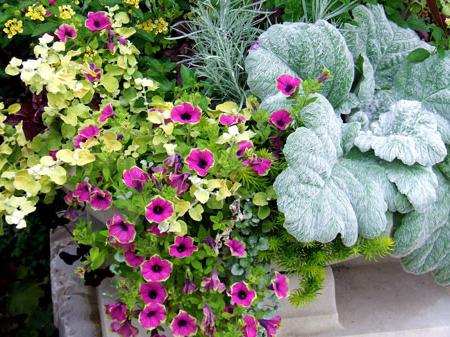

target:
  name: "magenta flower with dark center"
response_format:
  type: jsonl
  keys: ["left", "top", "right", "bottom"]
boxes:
{"left": 271, "top": 272, "right": 289, "bottom": 299}
{"left": 141, "top": 255, "right": 173, "bottom": 282}
{"left": 225, "top": 239, "right": 247, "bottom": 257}
{"left": 89, "top": 187, "right": 112, "bottom": 210}
{"left": 258, "top": 315, "right": 282, "bottom": 337}
{"left": 139, "top": 303, "right": 166, "bottom": 330}
{"left": 219, "top": 114, "right": 246, "bottom": 126}
{"left": 237, "top": 141, "right": 253, "bottom": 158}
{"left": 98, "top": 104, "right": 114, "bottom": 123}
{"left": 185, "top": 148, "right": 214, "bottom": 177}
{"left": 139, "top": 282, "right": 168, "bottom": 304}
{"left": 73, "top": 181, "right": 92, "bottom": 202}
{"left": 123, "top": 166, "right": 150, "bottom": 192}
{"left": 201, "top": 303, "right": 216, "bottom": 337}
{"left": 170, "top": 311, "right": 197, "bottom": 337}
{"left": 243, "top": 156, "right": 272, "bottom": 176}
{"left": 124, "top": 251, "right": 144, "bottom": 268}
{"left": 145, "top": 196, "right": 174, "bottom": 223}
{"left": 183, "top": 278, "right": 198, "bottom": 295}
{"left": 167, "top": 173, "right": 190, "bottom": 195}
{"left": 169, "top": 236, "right": 198, "bottom": 258}
{"left": 85, "top": 11, "right": 111, "bottom": 31}
{"left": 276, "top": 74, "right": 302, "bottom": 96}
{"left": 242, "top": 315, "right": 258, "bottom": 337}
{"left": 55, "top": 24, "right": 77, "bottom": 42}
{"left": 269, "top": 109, "right": 293, "bottom": 131}
{"left": 201, "top": 269, "right": 225, "bottom": 293}
{"left": 106, "top": 214, "right": 136, "bottom": 244}
{"left": 104, "top": 302, "right": 127, "bottom": 322}
{"left": 111, "top": 320, "right": 139, "bottom": 337}
{"left": 227, "top": 281, "right": 257, "bottom": 307}
{"left": 84, "top": 63, "right": 102, "bottom": 82}
{"left": 171, "top": 103, "right": 201, "bottom": 124}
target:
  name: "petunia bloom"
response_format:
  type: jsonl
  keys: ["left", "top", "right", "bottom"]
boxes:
{"left": 276, "top": 74, "right": 302, "bottom": 96}
{"left": 259, "top": 315, "right": 282, "bottom": 337}
{"left": 242, "top": 315, "right": 258, "bottom": 337}
{"left": 85, "top": 11, "right": 111, "bottom": 31}
{"left": 243, "top": 157, "right": 272, "bottom": 176}
{"left": 111, "top": 320, "right": 139, "bottom": 337}
{"left": 183, "top": 278, "right": 198, "bottom": 295}
{"left": 84, "top": 63, "right": 102, "bottom": 82}
{"left": 123, "top": 167, "right": 150, "bottom": 192}
{"left": 141, "top": 255, "right": 173, "bottom": 282}
{"left": 74, "top": 125, "right": 100, "bottom": 148}
{"left": 106, "top": 214, "right": 136, "bottom": 244}
{"left": 170, "top": 311, "right": 197, "bottom": 337}
{"left": 236, "top": 141, "right": 253, "bottom": 158}
{"left": 145, "top": 196, "right": 174, "bottom": 223}
{"left": 55, "top": 24, "right": 77, "bottom": 42}
{"left": 271, "top": 272, "right": 289, "bottom": 299}
{"left": 148, "top": 224, "right": 167, "bottom": 238}
{"left": 219, "top": 114, "right": 245, "bottom": 126}
{"left": 225, "top": 239, "right": 247, "bottom": 257}
{"left": 89, "top": 187, "right": 112, "bottom": 210}
{"left": 227, "top": 281, "right": 257, "bottom": 307}
{"left": 98, "top": 104, "right": 114, "bottom": 123}
{"left": 124, "top": 251, "right": 144, "bottom": 268}
{"left": 164, "top": 153, "right": 183, "bottom": 172}
{"left": 139, "top": 282, "right": 168, "bottom": 304}
{"left": 167, "top": 173, "right": 190, "bottom": 195}
{"left": 201, "top": 303, "right": 216, "bottom": 337}
{"left": 201, "top": 269, "right": 226, "bottom": 293}
{"left": 104, "top": 301, "right": 127, "bottom": 322}
{"left": 139, "top": 303, "right": 166, "bottom": 330}
{"left": 185, "top": 149, "right": 214, "bottom": 177}
{"left": 171, "top": 103, "right": 201, "bottom": 124}
{"left": 72, "top": 181, "right": 92, "bottom": 202}
{"left": 269, "top": 109, "right": 293, "bottom": 131}
{"left": 169, "top": 236, "right": 198, "bottom": 258}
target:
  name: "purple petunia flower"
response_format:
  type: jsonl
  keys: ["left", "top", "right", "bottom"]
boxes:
{"left": 170, "top": 311, "right": 197, "bottom": 337}
{"left": 227, "top": 281, "right": 257, "bottom": 307}
{"left": 73, "top": 181, "right": 92, "bottom": 202}
{"left": 201, "top": 303, "right": 216, "bottom": 337}
{"left": 123, "top": 166, "right": 150, "bottom": 192}
{"left": 98, "top": 104, "right": 114, "bottom": 123}
{"left": 183, "top": 278, "right": 198, "bottom": 295}
{"left": 89, "top": 187, "right": 112, "bottom": 210}
{"left": 111, "top": 320, "right": 139, "bottom": 337}
{"left": 73, "top": 125, "right": 100, "bottom": 148}
{"left": 271, "top": 272, "right": 289, "bottom": 299}
{"left": 106, "top": 214, "right": 136, "bottom": 244}
{"left": 141, "top": 255, "right": 173, "bottom": 282}
{"left": 84, "top": 63, "right": 102, "bottom": 82}
{"left": 185, "top": 149, "right": 214, "bottom": 177}
{"left": 269, "top": 109, "right": 293, "bottom": 131}
{"left": 276, "top": 74, "right": 302, "bottom": 96}
{"left": 63, "top": 208, "right": 79, "bottom": 221}
{"left": 124, "top": 251, "right": 144, "bottom": 268}
{"left": 225, "top": 239, "right": 247, "bottom": 257}
{"left": 170, "top": 103, "right": 201, "bottom": 124}
{"left": 145, "top": 196, "right": 174, "bottom": 223}
{"left": 236, "top": 141, "right": 253, "bottom": 158}
{"left": 139, "top": 282, "right": 168, "bottom": 304}
{"left": 258, "top": 315, "right": 282, "bottom": 337}
{"left": 218, "top": 114, "right": 245, "bottom": 126}
{"left": 55, "top": 24, "right": 77, "bottom": 42}
{"left": 85, "top": 11, "right": 111, "bottom": 31}
{"left": 139, "top": 303, "right": 166, "bottom": 330}
{"left": 169, "top": 236, "right": 198, "bottom": 258}
{"left": 167, "top": 173, "right": 190, "bottom": 195}
{"left": 148, "top": 224, "right": 167, "bottom": 238}
{"left": 243, "top": 157, "right": 272, "bottom": 176}
{"left": 164, "top": 153, "right": 183, "bottom": 173}
{"left": 107, "top": 238, "right": 135, "bottom": 252}
{"left": 105, "top": 302, "right": 127, "bottom": 322}
{"left": 201, "top": 269, "right": 226, "bottom": 293}
{"left": 242, "top": 315, "right": 258, "bottom": 337}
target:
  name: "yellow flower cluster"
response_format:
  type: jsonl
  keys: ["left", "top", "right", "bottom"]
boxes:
{"left": 25, "top": 4, "right": 47, "bottom": 21}
{"left": 138, "top": 18, "right": 169, "bottom": 34}
{"left": 124, "top": 0, "right": 140, "bottom": 8}
{"left": 3, "top": 19, "right": 23, "bottom": 39}
{"left": 58, "top": 5, "right": 75, "bottom": 20}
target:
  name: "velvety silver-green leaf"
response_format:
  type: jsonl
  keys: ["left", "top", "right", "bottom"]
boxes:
{"left": 392, "top": 53, "right": 450, "bottom": 143}
{"left": 274, "top": 95, "right": 401, "bottom": 246}
{"left": 393, "top": 171, "right": 450, "bottom": 286}
{"left": 355, "top": 100, "right": 447, "bottom": 166}
{"left": 342, "top": 4, "right": 433, "bottom": 89}
{"left": 245, "top": 20, "right": 354, "bottom": 110}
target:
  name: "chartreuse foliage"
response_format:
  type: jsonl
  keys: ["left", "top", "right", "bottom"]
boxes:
{"left": 247, "top": 4, "right": 450, "bottom": 285}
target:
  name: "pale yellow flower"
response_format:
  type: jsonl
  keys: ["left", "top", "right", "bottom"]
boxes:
{"left": 3, "top": 19, "right": 23, "bottom": 39}
{"left": 59, "top": 5, "right": 75, "bottom": 20}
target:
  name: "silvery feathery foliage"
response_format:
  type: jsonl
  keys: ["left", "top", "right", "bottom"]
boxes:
{"left": 299, "top": 0, "right": 357, "bottom": 23}
{"left": 174, "top": 0, "right": 269, "bottom": 104}
{"left": 246, "top": 4, "right": 450, "bottom": 285}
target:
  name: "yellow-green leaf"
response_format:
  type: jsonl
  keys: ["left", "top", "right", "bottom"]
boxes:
{"left": 14, "top": 170, "right": 41, "bottom": 196}
{"left": 189, "top": 204, "right": 204, "bottom": 221}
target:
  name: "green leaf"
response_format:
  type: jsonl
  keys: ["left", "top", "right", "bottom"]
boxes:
{"left": 253, "top": 192, "right": 268, "bottom": 206}
{"left": 7, "top": 282, "right": 44, "bottom": 315}
{"left": 245, "top": 20, "right": 354, "bottom": 111}
{"left": 101, "top": 74, "right": 119, "bottom": 93}
{"left": 406, "top": 48, "right": 431, "bottom": 63}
